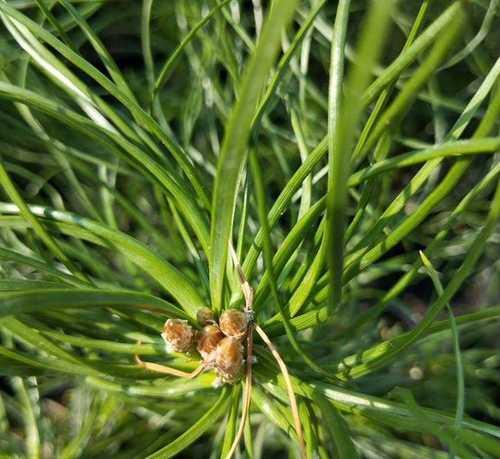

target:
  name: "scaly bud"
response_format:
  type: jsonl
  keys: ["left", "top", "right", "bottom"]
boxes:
{"left": 161, "top": 319, "right": 194, "bottom": 352}
{"left": 219, "top": 309, "right": 247, "bottom": 339}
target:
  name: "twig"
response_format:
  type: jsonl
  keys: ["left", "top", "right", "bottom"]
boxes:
{"left": 227, "top": 244, "right": 304, "bottom": 458}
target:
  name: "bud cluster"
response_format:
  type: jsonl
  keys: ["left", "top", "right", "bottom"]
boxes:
{"left": 162, "top": 307, "right": 248, "bottom": 383}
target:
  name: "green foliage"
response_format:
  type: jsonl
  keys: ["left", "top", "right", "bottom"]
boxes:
{"left": 0, "top": 0, "right": 499, "bottom": 457}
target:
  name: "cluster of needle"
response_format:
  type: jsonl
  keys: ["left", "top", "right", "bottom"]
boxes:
{"left": 162, "top": 307, "right": 249, "bottom": 383}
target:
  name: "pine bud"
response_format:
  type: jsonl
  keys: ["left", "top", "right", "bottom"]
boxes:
{"left": 215, "top": 337, "right": 244, "bottom": 382}
{"left": 219, "top": 309, "right": 247, "bottom": 339}
{"left": 161, "top": 319, "right": 194, "bottom": 352}
{"left": 197, "top": 324, "right": 224, "bottom": 363}
{"left": 196, "top": 307, "right": 215, "bottom": 326}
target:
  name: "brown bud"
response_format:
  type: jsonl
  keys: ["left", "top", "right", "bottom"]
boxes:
{"left": 196, "top": 324, "right": 224, "bottom": 363}
{"left": 215, "top": 337, "right": 244, "bottom": 382}
{"left": 161, "top": 319, "right": 194, "bottom": 352}
{"left": 196, "top": 307, "right": 215, "bottom": 326}
{"left": 219, "top": 309, "right": 247, "bottom": 339}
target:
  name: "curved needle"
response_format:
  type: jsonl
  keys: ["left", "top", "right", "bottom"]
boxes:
{"left": 255, "top": 323, "right": 305, "bottom": 459}
{"left": 135, "top": 353, "right": 204, "bottom": 379}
